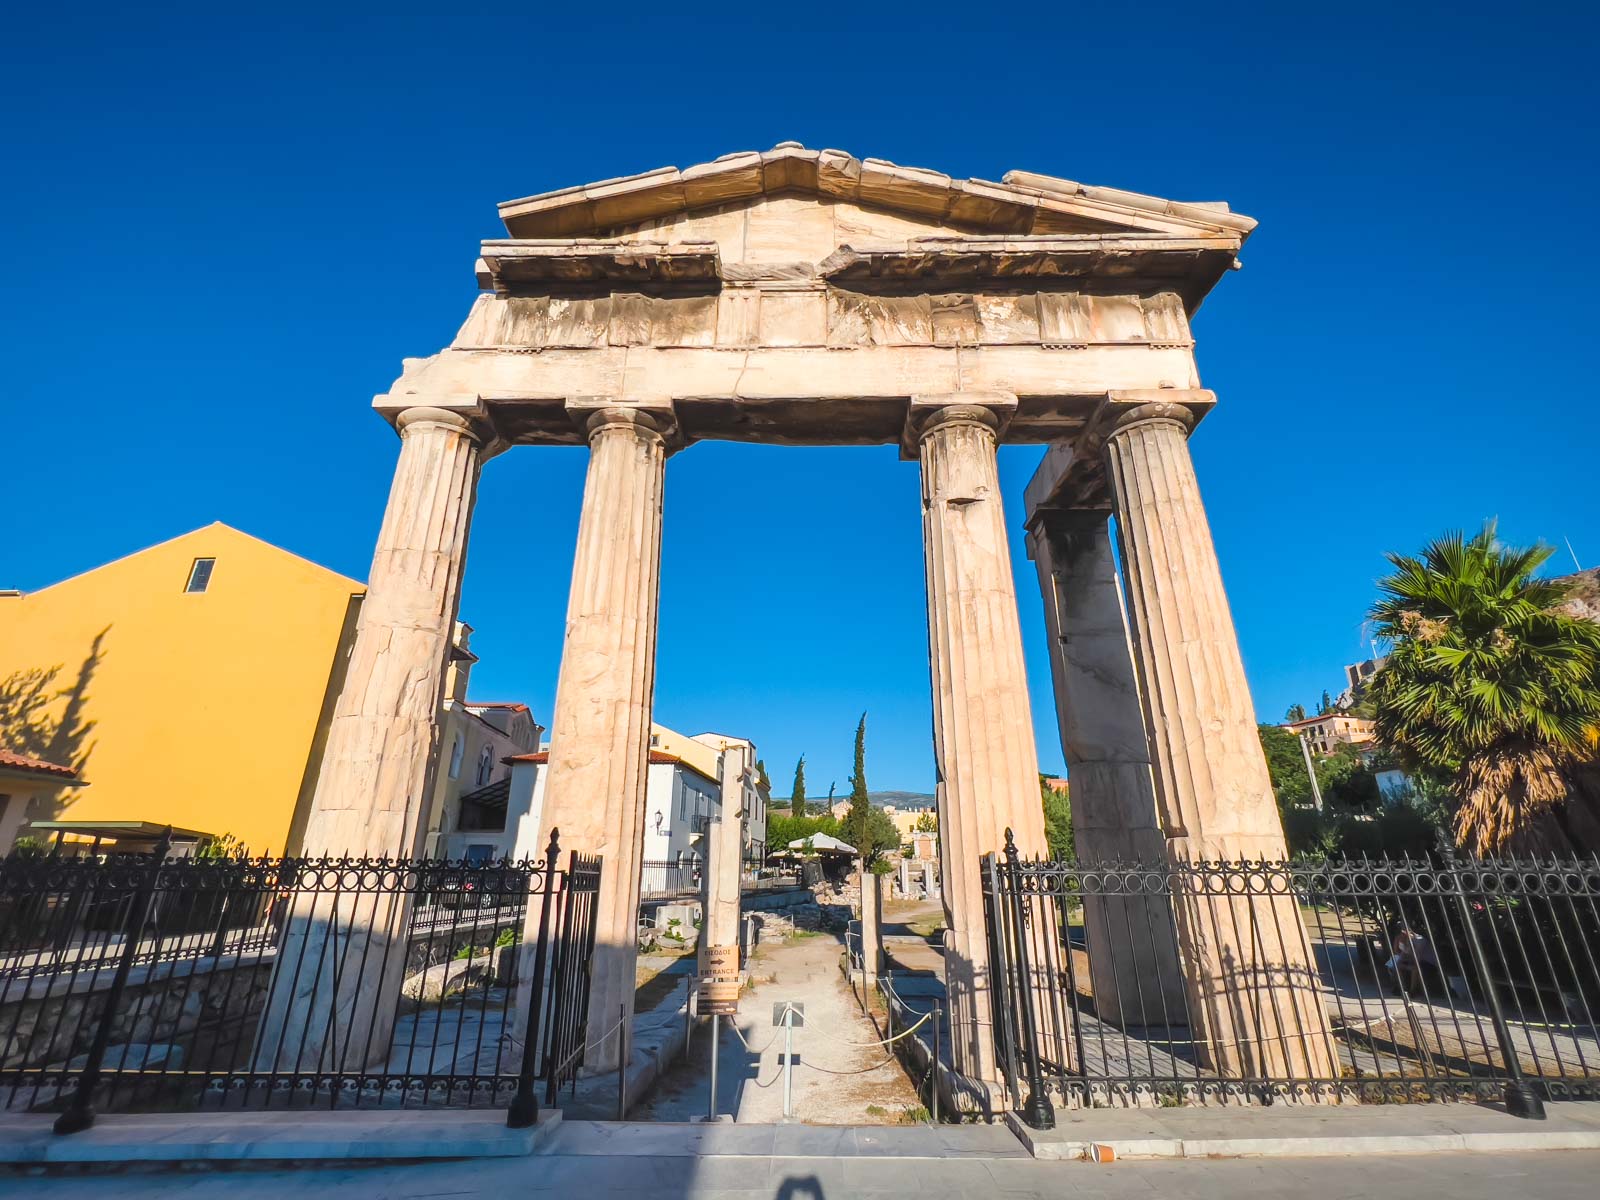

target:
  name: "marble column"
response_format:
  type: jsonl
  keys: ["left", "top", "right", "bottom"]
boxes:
{"left": 1026, "top": 508, "right": 1186, "bottom": 1023}
{"left": 857, "top": 867, "right": 883, "bottom": 983}
{"left": 256, "top": 405, "right": 485, "bottom": 1074}
{"left": 700, "top": 741, "right": 747, "bottom": 975}
{"left": 915, "top": 395, "right": 1050, "bottom": 1092}
{"left": 1103, "top": 402, "right": 1336, "bottom": 1080}
{"left": 535, "top": 404, "right": 668, "bottom": 1075}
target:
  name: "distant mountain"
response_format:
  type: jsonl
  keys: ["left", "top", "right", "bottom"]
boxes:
{"left": 771, "top": 790, "right": 935, "bottom": 810}
{"left": 868, "top": 791, "right": 936, "bottom": 809}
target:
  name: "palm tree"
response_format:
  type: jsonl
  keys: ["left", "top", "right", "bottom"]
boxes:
{"left": 1367, "top": 521, "right": 1600, "bottom": 854}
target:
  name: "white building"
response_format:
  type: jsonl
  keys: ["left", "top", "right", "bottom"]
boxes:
{"left": 499, "top": 722, "right": 763, "bottom": 873}
{"left": 424, "top": 622, "right": 543, "bottom": 861}
{"left": 688, "top": 731, "right": 767, "bottom": 864}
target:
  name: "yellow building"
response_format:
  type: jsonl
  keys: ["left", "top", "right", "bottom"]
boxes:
{"left": 0, "top": 524, "right": 364, "bottom": 854}
{"left": 1282, "top": 712, "right": 1378, "bottom": 757}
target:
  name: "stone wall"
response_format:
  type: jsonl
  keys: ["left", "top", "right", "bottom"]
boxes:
{"left": 1, "top": 955, "right": 276, "bottom": 1078}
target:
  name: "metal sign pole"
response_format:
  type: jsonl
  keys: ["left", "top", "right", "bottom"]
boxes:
{"left": 707, "top": 1013, "right": 720, "bottom": 1121}
{"left": 782, "top": 1004, "right": 795, "bottom": 1120}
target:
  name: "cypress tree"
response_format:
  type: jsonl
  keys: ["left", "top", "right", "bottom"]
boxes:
{"left": 843, "top": 713, "right": 871, "bottom": 853}
{"left": 791, "top": 756, "right": 807, "bottom": 818}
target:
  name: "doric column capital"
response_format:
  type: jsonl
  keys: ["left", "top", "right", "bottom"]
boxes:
{"left": 566, "top": 397, "right": 679, "bottom": 449}
{"left": 903, "top": 390, "right": 1017, "bottom": 457}
{"left": 1099, "top": 388, "right": 1214, "bottom": 440}
{"left": 1104, "top": 400, "right": 1196, "bottom": 439}
{"left": 395, "top": 405, "right": 485, "bottom": 441}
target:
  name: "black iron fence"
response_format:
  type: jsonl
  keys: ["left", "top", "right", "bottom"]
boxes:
{"left": 984, "top": 832, "right": 1600, "bottom": 1127}
{"left": 639, "top": 860, "right": 700, "bottom": 901}
{"left": 638, "top": 860, "right": 801, "bottom": 904}
{"left": 0, "top": 830, "right": 601, "bottom": 1132}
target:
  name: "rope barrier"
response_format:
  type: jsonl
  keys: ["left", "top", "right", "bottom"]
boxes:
{"left": 725, "top": 1019, "right": 783, "bottom": 1057}
{"left": 580, "top": 1010, "right": 628, "bottom": 1056}
{"left": 805, "top": 1009, "right": 932, "bottom": 1048}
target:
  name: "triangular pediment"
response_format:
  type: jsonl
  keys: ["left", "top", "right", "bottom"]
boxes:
{"left": 497, "top": 143, "right": 1256, "bottom": 247}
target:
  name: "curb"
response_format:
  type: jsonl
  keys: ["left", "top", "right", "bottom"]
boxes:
{"left": 0, "top": 1109, "right": 562, "bottom": 1165}
{"left": 1004, "top": 1109, "right": 1600, "bottom": 1161}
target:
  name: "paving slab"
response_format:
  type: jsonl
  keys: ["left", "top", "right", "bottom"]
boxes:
{"left": 1007, "top": 1099, "right": 1600, "bottom": 1160}
{"left": 544, "top": 1119, "right": 1025, "bottom": 1158}
{"left": 0, "top": 1108, "right": 560, "bottom": 1164}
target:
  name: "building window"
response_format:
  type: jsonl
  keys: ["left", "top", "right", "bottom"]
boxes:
{"left": 477, "top": 745, "right": 495, "bottom": 785}
{"left": 185, "top": 558, "right": 216, "bottom": 593}
{"left": 448, "top": 735, "right": 464, "bottom": 779}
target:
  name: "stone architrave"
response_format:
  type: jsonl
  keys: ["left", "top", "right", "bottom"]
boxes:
{"left": 1025, "top": 508, "right": 1186, "bottom": 1023}
{"left": 914, "top": 394, "right": 1051, "bottom": 1089}
{"left": 700, "top": 740, "right": 747, "bottom": 977}
{"left": 256, "top": 405, "right": 485, "bottom": 1074}
{"left": 1102, "top": 398, "right": 1337, "bottom": 1080}
{"left": 531, "top": 402, "right": 669, "bottom": 1075}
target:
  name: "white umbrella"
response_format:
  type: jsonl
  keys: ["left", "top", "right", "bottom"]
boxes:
{"left": 787, "top": 833, "right": 858, "bottom": 855}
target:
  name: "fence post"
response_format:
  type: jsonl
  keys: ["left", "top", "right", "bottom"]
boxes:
{"left": 617, "top": 1002, "right": 629, "bottom": 1121}
{"left": 1450, "top": 858, "right": 1546, "bottom": 1120}
{"left": 1002, "top": 828, "right": 1055, "bottom": 1131}
{"left": 54, "top": 830, "right": 173, "bottom": 1135}
{"left": 983, "top": 850, "right": 1020, "bottom": 1104}
{"left": 931, "top": 1002, "right": 942, "bottom": 1125}
{"left": 507, "top": 829, "right": 562, "bottom": 1129}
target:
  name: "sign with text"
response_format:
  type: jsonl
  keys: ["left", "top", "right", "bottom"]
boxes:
{"left": 700, "top": 976, "right": 741, "bottom": 1016}
{"left": 702, "top": 944, "right": 739, "bottom": 979}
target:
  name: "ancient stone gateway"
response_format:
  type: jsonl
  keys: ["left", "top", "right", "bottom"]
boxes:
{"left": 295, "top": 144, "right": 1332, "bottom": 1100}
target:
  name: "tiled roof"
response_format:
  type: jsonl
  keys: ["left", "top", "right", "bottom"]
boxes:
{"left": 0, "top": 749, "right": 77, "bottom": 778}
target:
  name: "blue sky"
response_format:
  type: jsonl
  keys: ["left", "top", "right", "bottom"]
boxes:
{"left": 4, "top": 4, "right": 1596, "bottom": 795}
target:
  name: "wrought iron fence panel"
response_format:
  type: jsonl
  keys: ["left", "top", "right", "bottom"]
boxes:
{"left": 983, "top": 834, "right": 1600, "bottom": 1125}
{"left": 638, "top": 860, "right": 700, "bottom": 901}
{"left": 0, "top": 831, "right": 602, "bottom": 1132}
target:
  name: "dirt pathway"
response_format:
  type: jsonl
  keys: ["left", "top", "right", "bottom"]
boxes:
{"left": 631, "top": 927, "right": 924, "bottom": 1124}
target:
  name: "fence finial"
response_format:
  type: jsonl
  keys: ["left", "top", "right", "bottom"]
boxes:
{"left": 545, "top": 827, "right": 561, "bottom": 862}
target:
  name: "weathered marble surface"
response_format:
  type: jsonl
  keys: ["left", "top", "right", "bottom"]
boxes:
{"left": 534, "top": 405, "right": 668, "bottom": 1074}
{"left": 1025, "top": 508, "right": 1186, "bottom": 1022}
{"left": 915, "top": 395, "right": 1049, "bottom": 1088}
{"left": 700, "top": 740, "right": 747, "bottom": 976}
{"left": 300, "top": 408, "right": 483, "bottom": 857}
{"left": 1103, "top": 404, "right": 1337, "bottom": 1080}
{"left": 261, "top": 407, "right": 483, "bottom": 1074}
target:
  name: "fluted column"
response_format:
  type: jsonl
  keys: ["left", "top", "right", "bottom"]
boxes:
{"left": 916, "top": 397, "right": 1049, "bottom": 1091}
{"left": 536, "top": 405, "right": 667, "bottom": 1074}
{"left": 256, "top": 405, "right": 484, "bottom": 1074}
{"left": 1104, "top": 402, "right": 1336, "bottom": 1080}
{"left": 701, "top": 740, "right": 748, "bottom": 975}
{"left": 1026, "top": 508, "right": 1186, "bottom": 1022}
{"left": 300, "top": 406, "right": 484, "bottom": 855}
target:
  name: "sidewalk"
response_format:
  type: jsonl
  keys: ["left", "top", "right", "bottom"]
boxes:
{"left": 5, "top": 1102, "right": 1599, "bottom": 1168}
{"left": 2, "top": 1119, "right": 1598, "bottom": 1200}
{"left": 1008, "top": 1099, "right": 1600, "bottom": 1160}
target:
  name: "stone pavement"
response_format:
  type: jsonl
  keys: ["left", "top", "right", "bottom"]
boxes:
{"left": 3, "top": 1123, "right": 1599, "bottom": 1200}
{"left": 633, "top": 928, "right": 921, "bottom": 1123}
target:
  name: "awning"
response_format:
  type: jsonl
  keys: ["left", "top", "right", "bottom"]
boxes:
{"left": 26, "top": 820, "right": 215, "bottom": 844}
